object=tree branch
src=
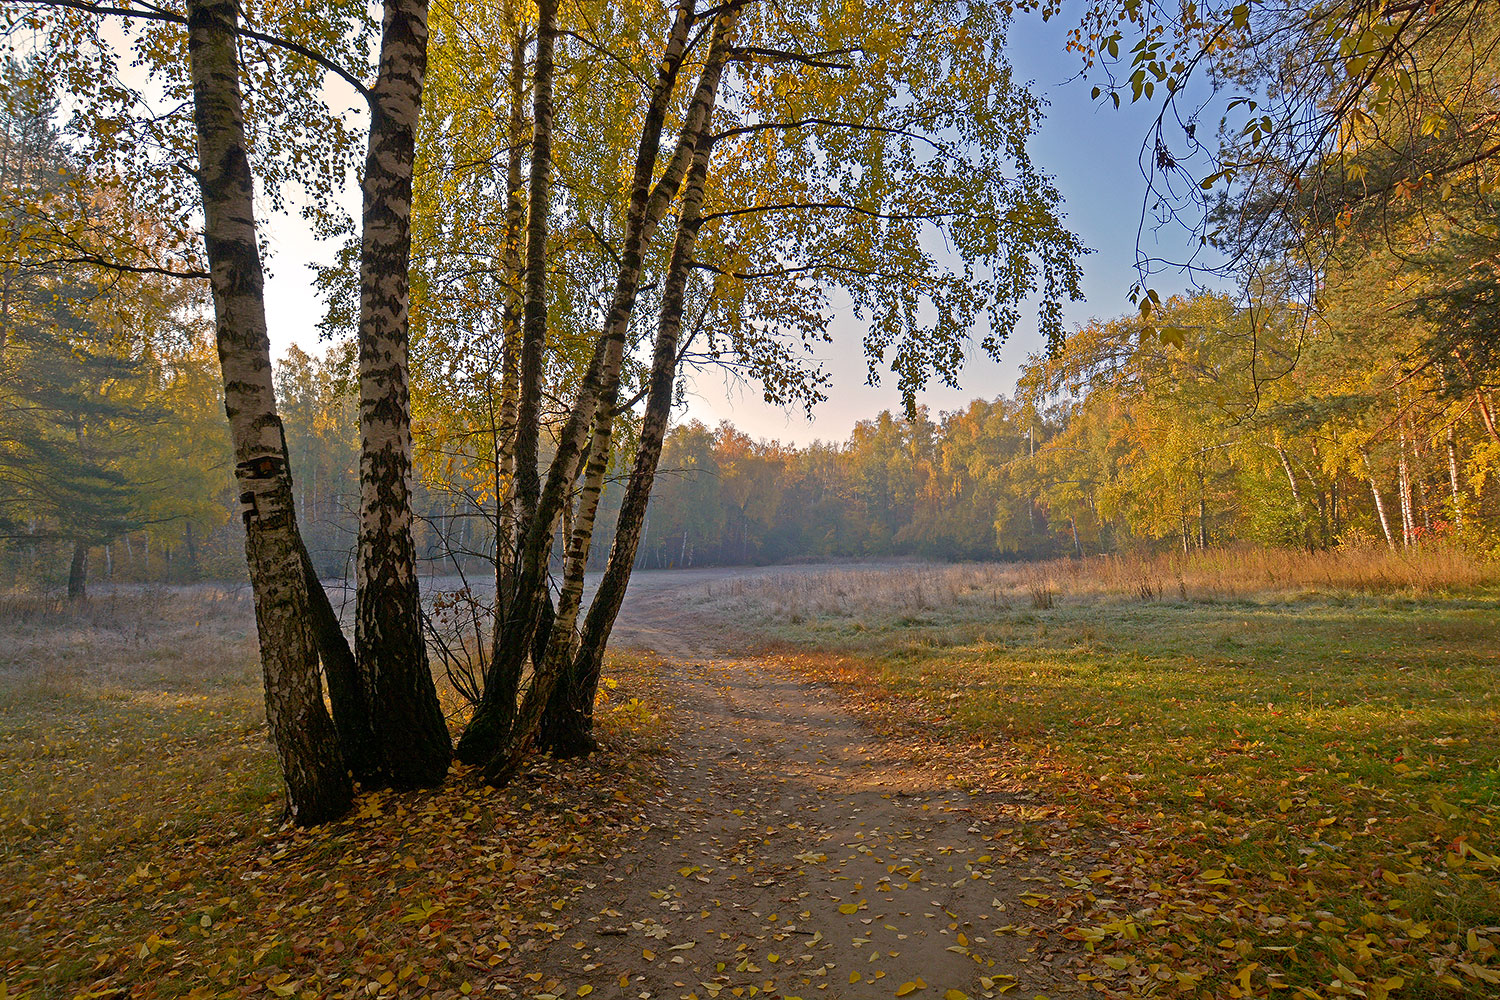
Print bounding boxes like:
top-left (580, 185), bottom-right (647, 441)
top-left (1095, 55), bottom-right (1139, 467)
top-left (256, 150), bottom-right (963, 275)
top-left (15, 0), bottom-right (374, 103)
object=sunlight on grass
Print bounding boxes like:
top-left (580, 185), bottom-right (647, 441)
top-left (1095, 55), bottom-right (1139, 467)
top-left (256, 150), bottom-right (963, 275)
top-left (707, 556), bottom-right (1500, 997)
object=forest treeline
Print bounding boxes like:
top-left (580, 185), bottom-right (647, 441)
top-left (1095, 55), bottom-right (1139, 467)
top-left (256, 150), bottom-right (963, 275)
top-left (13, 282), bottom-right (1500, 586)
top-left (7, 7), bottom-right (1495, 597)
top-left (506, 280), bottom-right (1500, 567)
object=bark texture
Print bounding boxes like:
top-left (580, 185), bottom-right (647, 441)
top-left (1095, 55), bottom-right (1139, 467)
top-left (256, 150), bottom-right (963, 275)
top-left (298, 537), bottom-right (379, 782)
top-left (492, 20), bottom-right (528, 628)
top-left (354, 0), bottom-right (453, 789)
top-left (185, 0), bottom-right (350, 824)
top-left (512, 0), bottom-right (557, 535)
top-left (534, 401), bottom-right (615, 756)
top-left (1446, 425), bottom-right (1463, 526)
top-left (478, 1), bottom-right (553, 758)
top-left (1364, 454), bottom-right (1397, 549)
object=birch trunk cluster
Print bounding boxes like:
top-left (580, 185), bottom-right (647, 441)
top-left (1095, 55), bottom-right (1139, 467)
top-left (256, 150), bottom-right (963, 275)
top-left (183, 0), bottom-right (746, 813)
top-left (456, 0), bottom-right (742, 784)
top-left (185, 0), bottom-right (451, 822)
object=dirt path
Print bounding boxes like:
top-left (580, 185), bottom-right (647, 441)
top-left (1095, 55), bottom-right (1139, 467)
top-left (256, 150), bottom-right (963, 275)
top-left (510, 570), bottom-right (1073, 1000)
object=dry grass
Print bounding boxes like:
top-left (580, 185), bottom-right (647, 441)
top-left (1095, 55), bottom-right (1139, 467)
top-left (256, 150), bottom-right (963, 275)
top-left (0, 587), bottom-right (269, 854)
top-left (693, 545), bottom-right (1500, 627)
top-left (694, 551), bottom-right (1500, 997)
top-left (1061, 544), bottom-right (1500, 598)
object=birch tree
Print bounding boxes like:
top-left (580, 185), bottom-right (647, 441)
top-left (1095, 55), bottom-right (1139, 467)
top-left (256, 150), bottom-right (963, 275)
top-left (184, 0), bottom-right (351, 823)
top-left (7, 0), bottom-right (448, 813)
top-left (404, 0), bottom-right (1086, 777)
top-left (354, 0), bottom-right (453, 790)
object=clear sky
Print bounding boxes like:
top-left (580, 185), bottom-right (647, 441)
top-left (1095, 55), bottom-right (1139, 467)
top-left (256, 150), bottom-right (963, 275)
top-left (260, 10), bottom-right (1206, 445)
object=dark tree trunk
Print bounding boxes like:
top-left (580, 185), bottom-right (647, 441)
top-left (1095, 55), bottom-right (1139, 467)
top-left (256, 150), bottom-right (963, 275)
top-left (476, 1), bottom-right (553, 761)
top-left (185, 0), bottom-right (350, 825)
top-left (511, 0), bottom-right (556, 541)
top-left (1329, 477), bottom-right (1339, 540)
top-left (458, 0), bottom-right (695, 766)
top-left (67, 541), bottom-right (87, 600)
top-left (479, 9), bottom-right (735, 786)
top-left (298, 537), bottom-right (380, 783)
top-left (548, 112), bottom-right (719, 756)
top-left (523, 6), bottom-right (720, 755)
top-left (354, 0), bottom-right (452, 789)
top-left (184, 522), bottom-right (199, 576)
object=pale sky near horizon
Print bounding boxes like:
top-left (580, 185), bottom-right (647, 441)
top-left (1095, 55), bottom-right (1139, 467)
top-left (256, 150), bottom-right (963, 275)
top-left (260, 10), bottom-right (1208, 446)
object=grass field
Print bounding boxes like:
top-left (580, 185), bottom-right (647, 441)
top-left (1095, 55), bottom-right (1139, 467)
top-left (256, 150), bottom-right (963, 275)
top-left (5, 553), bottom-right (1498, 999)
top-left (0, 588), bottom-right (665, 1000)
top-left (698, 553), bottom-right (1500, 998)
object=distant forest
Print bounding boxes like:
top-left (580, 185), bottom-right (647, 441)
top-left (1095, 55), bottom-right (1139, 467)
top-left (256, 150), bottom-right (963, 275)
top-left (11, 285), bottom-right (1497, 590)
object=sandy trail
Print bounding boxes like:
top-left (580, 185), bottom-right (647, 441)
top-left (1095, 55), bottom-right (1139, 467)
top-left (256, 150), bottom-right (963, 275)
top-left (513, 568), bottom-right (1069, 1000)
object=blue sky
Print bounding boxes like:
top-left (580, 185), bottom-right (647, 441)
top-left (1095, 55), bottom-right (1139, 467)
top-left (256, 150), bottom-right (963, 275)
top-left (674, 12), bottom-right (1210, 443)
top-left (261, 10), bottom-right (1208, 445)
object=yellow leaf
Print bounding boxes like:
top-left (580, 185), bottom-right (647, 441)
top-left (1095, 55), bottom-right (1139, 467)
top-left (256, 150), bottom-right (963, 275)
top-left (578, 988), bottom-right (593, 997)
top-left (1236, 964), bottom-right (1258, 993)
top-left (895, 984), bottom-right (919, 997)
top-left (945, 991), bottom-right (968, 1000)
top-left (839, 903), bottom-right (860, 914)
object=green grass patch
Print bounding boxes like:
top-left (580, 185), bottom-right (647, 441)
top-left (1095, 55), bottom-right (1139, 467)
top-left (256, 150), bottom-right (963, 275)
top-left (739, 583), bottom-right (1500, 997)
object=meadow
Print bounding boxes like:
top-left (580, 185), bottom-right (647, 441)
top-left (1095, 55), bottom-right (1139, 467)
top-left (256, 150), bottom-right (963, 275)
top-left (3, 550), bottom-right (1499, 998)
top-left (694, 548), bottom-right (1500, 998)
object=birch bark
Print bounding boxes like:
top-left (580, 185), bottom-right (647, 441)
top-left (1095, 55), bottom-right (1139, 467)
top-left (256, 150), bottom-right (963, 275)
top-left (474, 9), bottom-right (737, 783)
top-left (511, 0), bottom-right (556, 538)
top-left (551, 122), bottom-right (718, 754)
top-left (1446, 425), bottom-right (1463, 527)
top-left (355, 0), bottom-right (452, 789)
top-left (185, 0), bottom-right (350, 823)
top-left (1363, 454), bottom-right (1397, 549)
top-left (492, 20), bottom-right (527, 619)
top-left (456, 0), bottom-right (706, 766)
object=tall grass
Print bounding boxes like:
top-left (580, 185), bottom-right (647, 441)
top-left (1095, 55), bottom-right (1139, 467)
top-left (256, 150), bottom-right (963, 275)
top-left (696, 545), bottom-right (1499, 625)
top-left (1072, 543), bottom-right (1499, 597)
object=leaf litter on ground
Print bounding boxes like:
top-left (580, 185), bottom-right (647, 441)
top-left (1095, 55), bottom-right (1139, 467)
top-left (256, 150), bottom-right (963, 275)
top-left (739, 585), bottom-right (1500, 999)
